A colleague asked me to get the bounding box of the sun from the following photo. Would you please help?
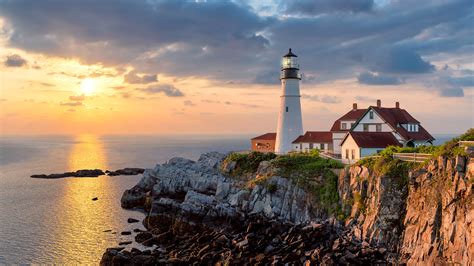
[80,78,95,95]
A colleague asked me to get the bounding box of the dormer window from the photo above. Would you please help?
[369,111,374,119]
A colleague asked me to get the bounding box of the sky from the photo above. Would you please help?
[0,0,472,136]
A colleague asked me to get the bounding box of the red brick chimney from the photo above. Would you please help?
[395,101,400,108]
[353,103,357,110]
[377,99,381,107]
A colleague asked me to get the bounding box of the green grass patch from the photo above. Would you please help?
[223,151,276,177]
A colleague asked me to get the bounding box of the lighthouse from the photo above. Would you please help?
[275,48,303,154]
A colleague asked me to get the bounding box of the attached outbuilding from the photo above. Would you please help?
[292,131,333,153]
[251,133,276,153]
[340,131,401,162]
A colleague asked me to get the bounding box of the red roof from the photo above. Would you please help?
[343,132,401,148]
[292,131,332,143]
[330,109,367,132]
[251,132,276,141]
[369,107,434,141]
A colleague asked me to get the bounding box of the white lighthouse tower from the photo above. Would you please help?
[275,48,303,154]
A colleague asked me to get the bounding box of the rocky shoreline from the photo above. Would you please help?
[31,168,144,179]
[100,151,473,265]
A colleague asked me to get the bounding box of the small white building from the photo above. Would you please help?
[340,131,401,163]
[292,131,333,153]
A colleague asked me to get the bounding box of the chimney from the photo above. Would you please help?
[376,99,381,107]
[395,101,400,108]
[353,103,357,110]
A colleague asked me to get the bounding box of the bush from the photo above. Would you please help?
[224,151,276,176]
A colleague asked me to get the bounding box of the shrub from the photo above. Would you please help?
[224,151,276,177]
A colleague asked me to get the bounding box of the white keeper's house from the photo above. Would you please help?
[250,50,434,160]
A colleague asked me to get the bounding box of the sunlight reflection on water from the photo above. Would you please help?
[0,135,249,264]
[68,134,108,171]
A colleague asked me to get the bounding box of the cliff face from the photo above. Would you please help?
[339,155,473,264]
[121,152,318,230]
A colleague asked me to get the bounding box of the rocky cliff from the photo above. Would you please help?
[339,155,473,264]
[121,152,319,229]
[102,150,473,265]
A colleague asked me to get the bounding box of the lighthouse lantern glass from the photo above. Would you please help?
[281,57,299,69]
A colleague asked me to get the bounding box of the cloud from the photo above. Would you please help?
[357,72,404,85]
[0,0,471,95]
[183,100,195,106]
[439,87,464,97]
[355,95,376,102]
[302,94,341,103]
[201,99,221,104]
[69,95,85,101]
[138,84,184,97]
[124,71,157,84]
[4,54,27,67]
[446,76,474,87]
[254,70,280,84]
[60,101,83,106]
[224,101,261,108]
[371,47,435,74]
[282,0,374,15]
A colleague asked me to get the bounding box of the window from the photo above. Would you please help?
[309,143,314,149]
[320,143,325,150]
[350,123,355,128]
[286,106,288,112]
[341,123,347,130]
[369,111,374,119]
[376,124,382,132]
[351,149,355,159]
[363,124,369,132]
[345,149,349,159]
[415,124,419,132]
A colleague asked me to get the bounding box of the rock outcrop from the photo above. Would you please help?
[104,151,473,265]
[121,152,318,226]
[400,156,473,265]
[339,155,473,264]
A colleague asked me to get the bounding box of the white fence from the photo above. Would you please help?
[392,153,432,163]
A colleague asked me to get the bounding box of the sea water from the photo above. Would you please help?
[0,135,249,264]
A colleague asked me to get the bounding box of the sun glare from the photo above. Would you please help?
[80,79,95,95]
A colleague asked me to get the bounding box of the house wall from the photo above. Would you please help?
[293,142,331,153]
[332,132,346,155]
[353,111,391,132]
[251,139,275,153]
[341,135,360,164]
[339,120,356,130]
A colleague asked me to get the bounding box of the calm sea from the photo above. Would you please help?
[0,134,455,264]
[0,135,250,264]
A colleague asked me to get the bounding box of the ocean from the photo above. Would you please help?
[0,135,250,264]
[0,134,455,264]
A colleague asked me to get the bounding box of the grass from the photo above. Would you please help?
[223,151,276,177]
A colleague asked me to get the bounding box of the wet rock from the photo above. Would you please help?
[31,169,105,178]
[135,232,153,243]
[107,168,145,176]
[127,218,140,223]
